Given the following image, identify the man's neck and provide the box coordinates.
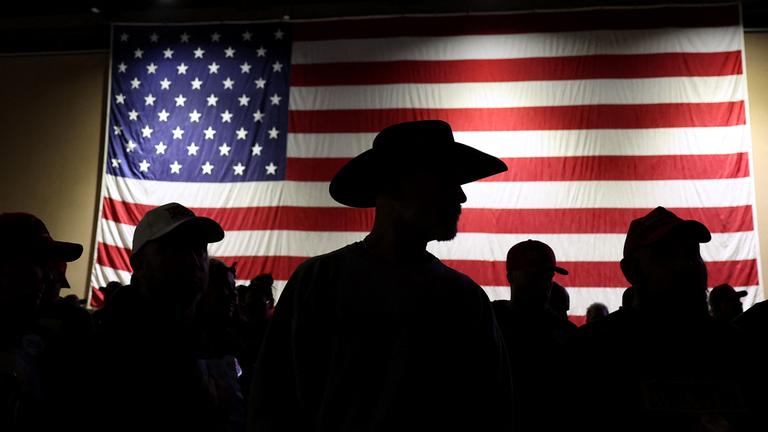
[364,224,429,263]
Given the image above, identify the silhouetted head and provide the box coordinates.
[242,273,274,322]
[620,207,710,320]
[329,120,507,243]
[586,303,610,323]
[129,203,224,319]
[506,240,568,310]
[0,213,82,329]
[709,283,746,322]
[548,282,570,319]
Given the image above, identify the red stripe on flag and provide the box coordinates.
[102,199,754,234]
[446,259,759,288]
[97,242,133,272]
[288,102,746,133]
[293,5,739,41]
[291,52,743,86]
[285,153,750,182]
[94,245,758,289]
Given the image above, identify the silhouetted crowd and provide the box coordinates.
[2,120,766,431]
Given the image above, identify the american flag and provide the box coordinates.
[91,3,762,324]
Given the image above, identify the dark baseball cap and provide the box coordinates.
[709,284,747,305]
[0,213,83,262]
[623,207,711,259]
[506,239,568,275]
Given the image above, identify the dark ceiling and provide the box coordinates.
[1,0,766,53]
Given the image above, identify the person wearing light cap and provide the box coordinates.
[249,120,513,431]
[95,202,226,431]
[575,207,753,432]
[492,239,576,432]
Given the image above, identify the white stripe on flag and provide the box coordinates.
[292,26,741,64]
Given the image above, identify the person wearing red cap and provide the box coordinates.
[249,120,513,432]
[492,239,576,432]
[575,207,753,432]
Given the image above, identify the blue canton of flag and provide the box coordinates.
[107,24,290,182]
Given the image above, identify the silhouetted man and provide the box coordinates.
[709,283,747,323]
[492,239,576,432]
[576,207,753,432]
[249,120,513,431]
[0,213,83,430]
[95,203,225,431]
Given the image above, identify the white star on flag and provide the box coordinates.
[139,159,150,172]
[251,143,262,156]
[141,125,153,137]
[208,62,220,74]
[256,46,266,57]
[187,142,200,155]
[201,162,214,175]
[242,31,253,41]
[207,94,218,106]
[117,62,127,73]
[224,46,236,58]
[163,48,174,59]
[265,162,278,175]
[157,109,170,122]
[115,94,126,104]
[272,61,283,72]
[180,32,190,42]
[146,63,158,74]
[254,78,266,88]
[130,77,141,89]
[238,94,250,106]
[160,78,172,90]
[194,47,205,58]
[219,143,231,156]
[172,126,185,139]
[274,29,284,39]
[177,63,189,74]
[155,141,167,154]
[144,94,156,105]
[270,94,282,105]
[111,158,121,167]
[240,62,252,73]
[253,110,265,122]
[134,48,143,58]
[170,161,182,174]
[113,125,122,135]
[128,110,139,121]
[204,126,216,139]
[120,33,129,42]
[220,110,233,123]
[268,127,279,139]
[223,77,235,89]
[236,127,248,140]
[211,32,221,42]
[189,110,202,122]
[175,94,187,106]
[126,140,137,152]
[191,77,203,90]
[233,163,246,175]
[150,33,159,42]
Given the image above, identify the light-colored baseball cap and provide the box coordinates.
[131,202,224,257]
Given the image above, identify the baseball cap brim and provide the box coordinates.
[49,241,84,263]
[554,265,569,276]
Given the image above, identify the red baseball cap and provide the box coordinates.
[623,207,711,259]
[506,239,568,275]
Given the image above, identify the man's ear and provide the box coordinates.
[620,258,636,285]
